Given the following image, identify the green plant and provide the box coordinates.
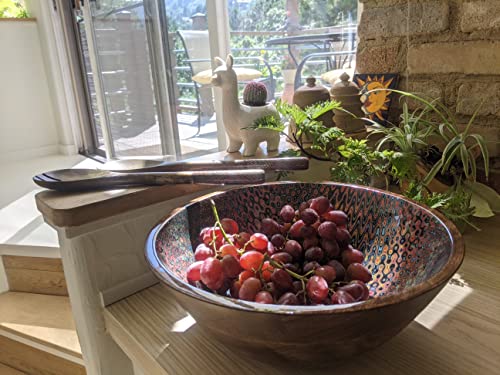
[249,99,391,186]
[0,0,28,18]
[366,90,497,230]
[331,137,390,186]
[380,90,490,186]
[406,182,478,230]
[367,101,437,183]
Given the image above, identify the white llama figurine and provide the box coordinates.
[211,55,280,157]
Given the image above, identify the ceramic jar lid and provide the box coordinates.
[293,76,330,109]
[330,72,360,97]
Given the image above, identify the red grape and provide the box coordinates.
[271,252,293,264]
[289,220,305,238]
[310,196,330,215]
[307,276,329,303]
[303,236,319,249]
[194,244,215,261]
[250,233,268,251]
[304,247,324,262]
[266,241,277,256]
[200,257,224,290]
[318,221,337,240]
[299,201,310,212]
[327,259,346,281]
[284,240,302,260]
[219,244,239,258]
[221,218,239,234]
[221,255,242,278]
[239,251,264,271]
[271,234,286,248]
[238,270,255,284]
[186,261,204,283]
[321,239,340,258]
[271,269,293,291]
[261,261,274,282]
[278,292,299,305]
[202,227,223,247]
[260,218,280,237]
[230,280,241,298]
[336,228,351,248]
[279,205,295,223]
[235,232,251,247]
[303,261,321,274]
[342,247,364,267]
[255,291,273,304]
[322,210,348,226]
[331,290,355,304]
[315,266,336,284]
[346,263,372,283]
[187,196,371,307]
[338,281,369,302]
[300,208,319,225]
[300,225,317,238]
[239,277,262,301]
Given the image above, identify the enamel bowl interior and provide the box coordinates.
[149,182,463,313]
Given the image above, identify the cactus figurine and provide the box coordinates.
[243,81,268,106]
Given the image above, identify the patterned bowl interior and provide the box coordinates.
[154,183,454,298]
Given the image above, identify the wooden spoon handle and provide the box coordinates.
[143,169,266,185]
[117,157,309,172]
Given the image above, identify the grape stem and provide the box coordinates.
[210,199,235,247]
[268,259,308,282]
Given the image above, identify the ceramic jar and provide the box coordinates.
[293,76,335,128]
[330,72,366,134]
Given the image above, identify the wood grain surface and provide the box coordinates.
[0,335,85,375]
[104,216,500,375]
[2,256,67,296]
[0,362,26,375]
[0,292,82,358]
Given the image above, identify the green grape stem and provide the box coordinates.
[210,199,235,247]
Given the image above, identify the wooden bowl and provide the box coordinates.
[146,182,464,361]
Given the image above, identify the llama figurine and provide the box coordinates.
[211,55,280,157]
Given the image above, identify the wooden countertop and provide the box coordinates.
[104,216,500,374]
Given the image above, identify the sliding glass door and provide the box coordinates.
[70,0,357,160]
[75,0,180,158]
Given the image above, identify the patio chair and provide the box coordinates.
[294,50,356,90]
[176,30,275,134]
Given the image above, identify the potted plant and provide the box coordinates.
[249,98,390,187]
[367,90,498,230]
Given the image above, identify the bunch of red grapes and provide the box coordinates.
[186,196,372,305]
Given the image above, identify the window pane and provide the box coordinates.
[165,0,220,158]
[228,0,358,102]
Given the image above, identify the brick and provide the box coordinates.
[408,80,444,100]
[407,80,444,109]
[356,41,403,73]
[358,1,449,39]
[461,1,500,33]
[408,41,500,75]
[456,82,500,117]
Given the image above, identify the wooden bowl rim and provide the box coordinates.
[145,181,465,315]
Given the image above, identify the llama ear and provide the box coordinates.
[215,57,225,66]
[226,54,234,68]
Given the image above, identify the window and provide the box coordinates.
[72,0,358,159]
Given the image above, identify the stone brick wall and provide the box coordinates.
[357,0,500,157]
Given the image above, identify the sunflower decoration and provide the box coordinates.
[353,74,399,124]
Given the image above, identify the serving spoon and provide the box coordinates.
[33,169,266,192]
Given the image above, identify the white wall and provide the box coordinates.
[0,20,60,161]
[24,0,81,156]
